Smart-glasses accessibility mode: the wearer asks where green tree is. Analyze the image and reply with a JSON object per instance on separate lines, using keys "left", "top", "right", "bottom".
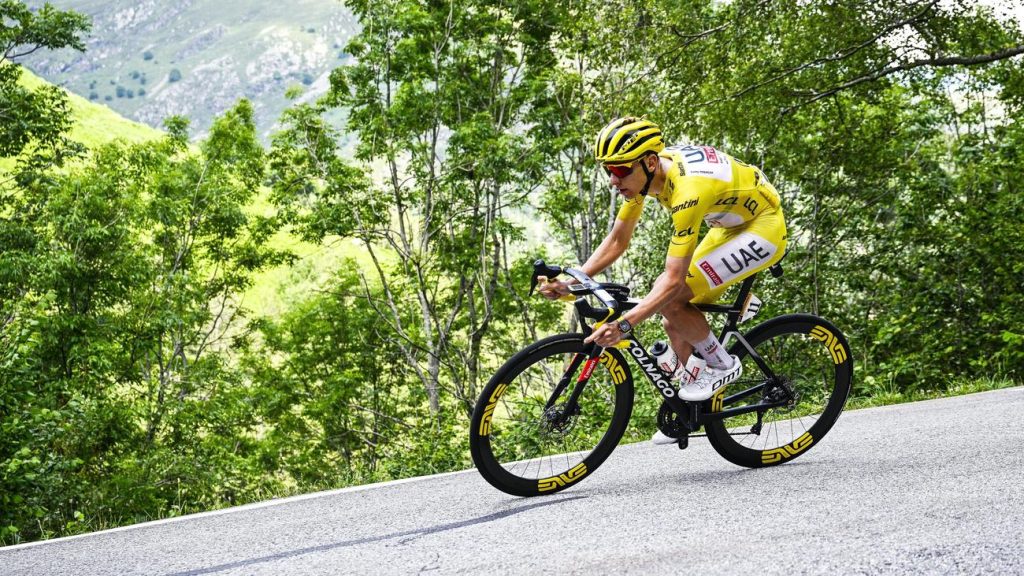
{"left": 0, "top": 101, "right": 289, "bottom": 544}
{"left": 582, "top": 0, "right": 1024, "bottom": 386}
{"left": 0, "top": 1, "right": 90, "bottom": 163}
{"left": 288, "top": 0, "right": 574, "bottom": 416}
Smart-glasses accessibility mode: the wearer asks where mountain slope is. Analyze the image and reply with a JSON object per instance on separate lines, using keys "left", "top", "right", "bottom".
{"left": 17, "top": 65, "right": 163, "bottom": 148}
{"left": 0, "top": 66, "right": 161, "bottom": 174}
{"left": 22, "top": 0, "right": 357, "bottom": 140}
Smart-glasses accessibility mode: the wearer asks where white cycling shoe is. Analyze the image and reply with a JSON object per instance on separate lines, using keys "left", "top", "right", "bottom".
{"left": 677, "top": 354, "right": 742, "bottom": 401}
{"left": 650, "top": 430, "right": 678, "bottom": 445}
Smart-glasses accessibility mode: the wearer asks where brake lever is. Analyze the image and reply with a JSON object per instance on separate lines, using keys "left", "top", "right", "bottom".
{"left": 529, "top": 259, "right": 563, "bottom": 295}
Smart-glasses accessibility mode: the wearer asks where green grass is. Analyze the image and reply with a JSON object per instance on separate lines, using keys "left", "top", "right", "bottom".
{"left": 846, "top": 376, "right": 1021, "bottom": 410}
{"left": 19, "top": 66, "right": 164, "bottom": 147}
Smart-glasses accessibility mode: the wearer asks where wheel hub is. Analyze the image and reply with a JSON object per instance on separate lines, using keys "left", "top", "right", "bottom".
{"left": 540, "top": 404, "right": 578, "bottom": 437}
{"left": 763, "top": 377, "right": 798, "bottom": 412}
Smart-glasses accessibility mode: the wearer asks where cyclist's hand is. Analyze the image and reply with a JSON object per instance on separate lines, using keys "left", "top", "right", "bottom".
{"left": 537, "top": 277, "right": 571, "bottom": 300}
{"left": 584, "top": 323, "right": 624, "bottom": 348}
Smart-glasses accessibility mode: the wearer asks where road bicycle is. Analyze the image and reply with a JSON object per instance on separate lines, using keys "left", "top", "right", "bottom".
{"left": 469, "top": 259, "right": 853, "bottom": 497}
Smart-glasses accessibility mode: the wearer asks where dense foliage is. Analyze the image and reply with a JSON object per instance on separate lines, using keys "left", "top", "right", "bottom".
{"left": 1, "top": 0, "right": 1022, "bottom": 544}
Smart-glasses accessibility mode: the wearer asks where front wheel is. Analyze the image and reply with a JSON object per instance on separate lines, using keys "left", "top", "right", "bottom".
{"left": 705, "top": 314, "right": 853, "bottom": 468}
{"left": 469, "top": 333, "right": 634, "bottom": 496}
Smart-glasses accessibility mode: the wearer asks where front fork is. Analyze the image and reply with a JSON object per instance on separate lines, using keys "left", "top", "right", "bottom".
{"left": 543, "top": 342, "right": 604, "bottom": 425}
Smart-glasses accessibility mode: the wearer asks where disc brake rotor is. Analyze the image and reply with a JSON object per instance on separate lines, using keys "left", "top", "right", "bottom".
{"left": 539, "top": 404, "right": 578, "bottom": 437}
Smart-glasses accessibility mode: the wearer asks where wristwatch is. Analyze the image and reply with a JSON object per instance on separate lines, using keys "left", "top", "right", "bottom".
{"left": 616, "top": 319, "right": 633, "bottom": 334}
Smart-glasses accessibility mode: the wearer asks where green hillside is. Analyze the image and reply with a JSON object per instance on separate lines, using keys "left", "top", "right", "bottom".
{"left": 6, "top": 67, "right": 367, "bottom": 323}
{"left": 22, "top": 0, "right": 357, "bottom": 139}
{"left": 0, "top": 66, "right": 161, "bottom": 173}
{"left": 18, "top": 65, "right": 163, "bottom": 147}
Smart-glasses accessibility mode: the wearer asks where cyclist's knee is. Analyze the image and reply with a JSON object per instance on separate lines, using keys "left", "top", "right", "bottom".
{"left": 661, "top": 286, "right": 696, "bottom": 319}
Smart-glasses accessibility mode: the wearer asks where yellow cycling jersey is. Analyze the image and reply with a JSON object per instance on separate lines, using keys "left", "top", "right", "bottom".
{"left": 616, "top": 145, "right": 782, "bottom": 258}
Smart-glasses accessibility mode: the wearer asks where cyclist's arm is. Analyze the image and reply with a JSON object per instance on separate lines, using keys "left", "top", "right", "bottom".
{"left": 619, "top": 254, "right": 690, "bottom": 327}
{"left": 580, "top": 217, "right": 638, "bottom": 278}
{"left": 538, "top": 217, "right": 638, "bottom": 299}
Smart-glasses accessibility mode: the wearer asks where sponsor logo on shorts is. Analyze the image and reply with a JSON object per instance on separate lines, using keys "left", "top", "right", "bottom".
{"left": 720, "top": 240, "right": 771, "bottom": 274}
{"left": 700, "top": 261, "right": 723, "bottom": 286}
{"left": 697, "top": 233, "right": 780, "bottom": 289}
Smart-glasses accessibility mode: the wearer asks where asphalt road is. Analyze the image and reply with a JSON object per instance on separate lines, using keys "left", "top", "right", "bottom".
{"left": 3, "top": 387, "right": 1023, "bottom": 575}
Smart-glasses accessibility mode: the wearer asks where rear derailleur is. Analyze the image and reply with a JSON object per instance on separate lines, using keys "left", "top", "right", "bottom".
{"left": 750, "top": 378, "right": 798, "bottom": 435}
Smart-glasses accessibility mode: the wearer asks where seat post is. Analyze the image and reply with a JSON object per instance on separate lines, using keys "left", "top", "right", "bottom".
{"left": 731, "top": 275, "right": 758, "bottom": 313}
{"left": 715, "top": 274, "right": 758, "bottom": 338}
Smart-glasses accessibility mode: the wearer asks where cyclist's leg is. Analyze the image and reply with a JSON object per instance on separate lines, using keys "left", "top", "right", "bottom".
{"left": 658, "top": 280, "right": 703, "bottom": 363}
{"left": 658, "top": 223, "right": 732, "bottom": 369}
{"left": 660, "top": 209, "right": 787, "bottom": 366}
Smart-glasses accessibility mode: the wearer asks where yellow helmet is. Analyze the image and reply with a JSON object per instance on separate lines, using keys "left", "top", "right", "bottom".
{"left": 594, "top": 116, "right": 665, "bottom": 165}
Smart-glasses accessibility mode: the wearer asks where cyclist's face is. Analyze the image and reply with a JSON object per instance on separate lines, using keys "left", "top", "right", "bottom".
{"left": 604, "top": 159, "right": 642, "bottom": 198}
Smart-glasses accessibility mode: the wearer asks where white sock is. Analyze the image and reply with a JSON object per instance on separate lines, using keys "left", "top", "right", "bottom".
{"left": 694, "top": 332, "right": 733, "bottom": 370}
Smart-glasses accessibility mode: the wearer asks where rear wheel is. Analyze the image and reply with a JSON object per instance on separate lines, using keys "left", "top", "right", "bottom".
{"left": 470, "top": 333, "right": 634, "bottom": 496}
{"left": 705, "top": 314, "right": 852, "bottom": 468}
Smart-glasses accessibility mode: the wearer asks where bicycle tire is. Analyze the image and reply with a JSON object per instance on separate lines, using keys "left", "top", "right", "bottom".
{"left": 469, "top": 333, "right": 634, "bottom": 497}
{"left": 705, "top": 314, "right": 852, "bottom": 468}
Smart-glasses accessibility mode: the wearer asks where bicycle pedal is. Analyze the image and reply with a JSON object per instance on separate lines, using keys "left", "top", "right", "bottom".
{"left": 676, "top": 435, "right": 689, "bottom": 450}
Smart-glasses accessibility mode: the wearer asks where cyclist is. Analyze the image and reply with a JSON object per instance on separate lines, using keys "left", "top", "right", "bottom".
{"left": 539, "top": 116, "right": 787, "bottom": 444}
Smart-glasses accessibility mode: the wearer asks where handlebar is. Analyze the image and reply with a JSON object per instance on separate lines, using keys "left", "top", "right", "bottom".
{"left": 530, "top": 259, "right": 623, "bottom": 321}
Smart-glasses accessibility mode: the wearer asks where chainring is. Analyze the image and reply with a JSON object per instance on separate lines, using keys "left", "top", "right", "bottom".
{"left": 656, "top": 401, "right": 689, "bottom": 438}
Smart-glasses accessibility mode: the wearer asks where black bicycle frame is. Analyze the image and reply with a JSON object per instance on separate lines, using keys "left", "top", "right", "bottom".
{"left": 549, "top": 262, "right": 788, "bottom": 430}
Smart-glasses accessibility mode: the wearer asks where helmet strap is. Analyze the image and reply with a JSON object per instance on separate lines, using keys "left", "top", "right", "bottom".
{"left": 638, "top": 154, "right": 656, "bottom": 197}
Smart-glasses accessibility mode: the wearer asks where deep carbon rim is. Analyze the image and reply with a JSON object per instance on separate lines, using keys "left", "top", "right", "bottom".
{"left": 707, "top": 314, "right": 852, "bottom": 467}
{"left": 470, "top": 334, "right": 634, "bottom": 496}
